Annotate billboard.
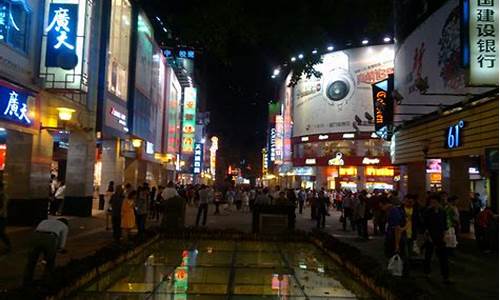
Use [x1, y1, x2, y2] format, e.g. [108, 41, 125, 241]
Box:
[182, 87, 197, 154]
[193, 143, 203, 174]
[292, 45, 394, 137]
[394, 0, 492, 123]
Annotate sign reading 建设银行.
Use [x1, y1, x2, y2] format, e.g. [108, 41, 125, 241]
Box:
[468, 0, 499, 85]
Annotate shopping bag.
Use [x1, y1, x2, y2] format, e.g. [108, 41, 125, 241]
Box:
[444, 227, 458, 248]
[387, 254, 403, 276]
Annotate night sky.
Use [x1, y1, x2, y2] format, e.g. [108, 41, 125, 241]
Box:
[142, 0, 393, 176]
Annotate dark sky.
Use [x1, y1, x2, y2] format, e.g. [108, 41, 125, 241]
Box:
[142, 0, 393, 175]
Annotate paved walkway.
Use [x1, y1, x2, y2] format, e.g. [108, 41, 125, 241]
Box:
[1, 204, 497, 299]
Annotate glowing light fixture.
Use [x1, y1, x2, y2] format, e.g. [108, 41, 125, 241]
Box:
[298, 53, 304, 59]
[362, 39, 369, 45]
[312, 49, 318, 54]
[57, 107, 76, 121]
[131, 139, 142, 148]
[327, 45, 334, 51]
[383, 36, 391, 43]
[273, 68, 280, 76]
[291, 56, 296, 62]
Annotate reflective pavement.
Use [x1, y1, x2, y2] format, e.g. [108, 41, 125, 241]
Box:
[73, 239, 375, 299]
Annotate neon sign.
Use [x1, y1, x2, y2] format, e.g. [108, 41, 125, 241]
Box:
[446, 120, 465, 149]
[182, 88, 197, 153]
[193, 143, 203, 174]
[362, 157, 380, 165]
[45, 3, 78, 68]
[0, 84, 32, 126]
[328, 152, 344, 166]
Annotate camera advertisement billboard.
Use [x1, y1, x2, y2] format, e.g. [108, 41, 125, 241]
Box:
[292, 45, 394, 137]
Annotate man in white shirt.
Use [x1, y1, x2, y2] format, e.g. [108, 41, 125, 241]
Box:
[161, 181, 179, 201]
[23, 218, 69, 286]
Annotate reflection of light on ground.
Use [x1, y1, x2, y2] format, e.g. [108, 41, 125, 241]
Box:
[77, 240, 373, 299]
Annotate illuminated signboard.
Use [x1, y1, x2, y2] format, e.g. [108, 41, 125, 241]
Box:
[40, 0, 90, 91]
[182, 87, 197, 153]
[193, 143, 203, 174]
[362, 157, 380, 165]
[209, 136, 218, 176]
[305, 158, 316, 165]
[446, 120, 465, 149]
[275, 115, 283, 164]
[328, 152, 345, 166]
[269, 128, 276, 162]
[0, 83, 33, 126]
[262, 148, 268, 175]
[468, 0, 499, 85]
[371, 76, 394, 140]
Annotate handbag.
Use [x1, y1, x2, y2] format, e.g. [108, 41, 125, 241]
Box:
[444, 227, 458, 248]
[387, 254, 403, 276]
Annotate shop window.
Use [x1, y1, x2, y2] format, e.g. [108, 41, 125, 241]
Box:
[0, 0, 31, 53]
[107, 0, 131, 100]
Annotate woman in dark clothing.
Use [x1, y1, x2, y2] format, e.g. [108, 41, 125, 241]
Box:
[110, 185, 125, 242]
[316, 191, 329, 229]
[423, 194, 451, 284]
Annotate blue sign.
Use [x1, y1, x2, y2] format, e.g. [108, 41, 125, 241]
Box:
[0, 84, 32, 126]
[45, 3, 78, 68]
[446, 120, 465, 149]
[193, 143, 203, 174]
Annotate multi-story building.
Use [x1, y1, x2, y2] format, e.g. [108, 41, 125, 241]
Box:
[391, 0, 498, 210]
[271, 44, 397, 191]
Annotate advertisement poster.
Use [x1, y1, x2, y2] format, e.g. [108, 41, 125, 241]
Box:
[393, 0, 491, 122]
[292, 45, 394, 137]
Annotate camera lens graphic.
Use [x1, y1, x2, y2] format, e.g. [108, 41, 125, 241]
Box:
[326, 80, 350, 101]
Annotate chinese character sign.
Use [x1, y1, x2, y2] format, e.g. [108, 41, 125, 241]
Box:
[0, 84, 33, 126]
[182, 88, 197, 153]
[469, 0, 499, 85]
[45, 3, 78, 68]
[0, 4, 21, 42]
[274, 115, 283, 165]
[193, 143, 203, 174]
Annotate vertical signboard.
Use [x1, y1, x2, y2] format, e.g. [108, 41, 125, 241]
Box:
[269, 127, 276, 162]
[274, 115, 283, 165]
[193, 143, 203, 174]
[371, 75, 394, 140]
[182, 87, 197, 154]
[262, 148, 268, 176]
[210, 136, 218, 176]
[468, 0, 499, 85]
[40, 0, 91, 91]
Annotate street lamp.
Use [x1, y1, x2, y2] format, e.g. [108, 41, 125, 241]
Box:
[57, 107, 76, 121]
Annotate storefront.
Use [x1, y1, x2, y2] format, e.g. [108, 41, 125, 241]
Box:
[392, 96, 498, 211]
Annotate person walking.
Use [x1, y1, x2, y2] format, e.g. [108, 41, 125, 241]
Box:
[54, 180, 66, 216]
[161, 181, 179, 201]
[242, 189, 250, 213]
[342, 192, 355, 231]
[354, 192, 368, 239]
[456, 194, 472, 233]
[309, 189, 318, 220]
[255, 188, 271, 205]
[196, 185, 210, 226]
[423, 194, 451, 284]
[316, 191, 329, 229]
[298, 188, 306, 214]
[135, 187, 148, 239]
[23, 218, 69, 286]
[104, 181, 114, 230]
[0, 182, 11, 253]
[121, 190, 136, 239]
[110, 185, 125, 242]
